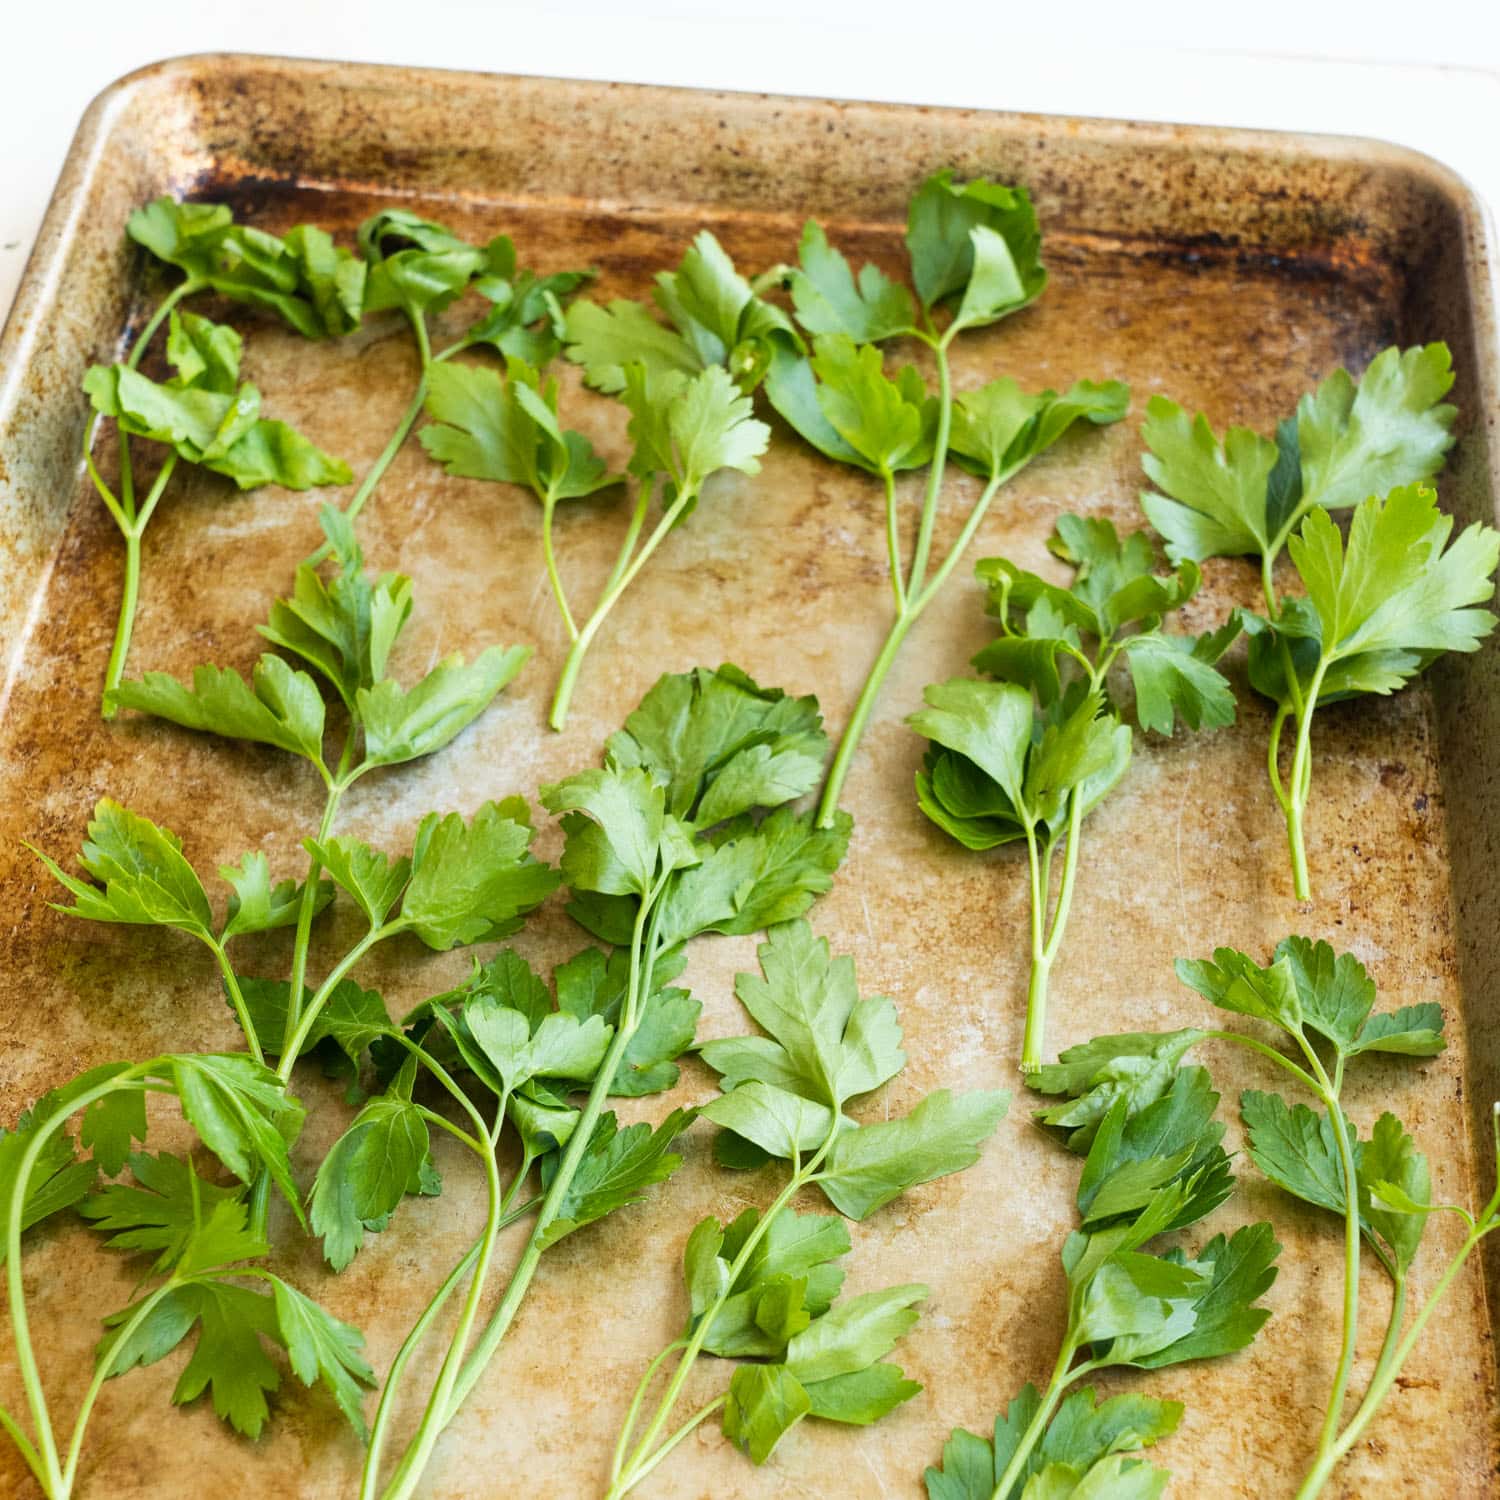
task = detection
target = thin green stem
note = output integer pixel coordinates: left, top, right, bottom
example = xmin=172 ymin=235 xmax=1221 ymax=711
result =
xmin=128 ymin=280 xmax=201 ymax=370
xmin=360 ymin=1181 xmax=540 ymax=1500
xmin=61 ymin=1278 xmax=180 ymax=1490
xmin=541 ymin=487 xmax=579 ymax=640
xmin=382 ymin=886 xmax=668 ymax=1500
xmin=6 ymin=1073 xmax=151 ymax=1496
xmin=990 ymin=1340 xmax=1087 ymax=1500
xmin=1284 ymin=658 xmax=1329 ymax=902
xmin=207 ymin=941 xmax=264 ymax=1066
xmin=907 ymin=469 xmax=1008 ymax=618
xmin=0 ymin=1403 xmax=46 ymax=1492
xmin=100 ymin=531 xmax=142 ymax=722
xmin=278 ymin=922 xmax=397 ymax=1083
xmin=306 ymin=308 xmax=432 ymax=565
xmin=814 ymin=453 xmax=1004 ymax=830
xmin=904 ymin=335 xmax=954 ymax=598
xmin=1021 ymin=821 xmax=1050 ymax=1076
xmin=1204 ymin=1031 xmax=1320 ymax=1096
xmin=281 ymin=774 xmax=349 ymax=1059
xmin=1267 ymin=703 xmax=1292 ymax=817
xmin=882 ymin=468 xmax=906 ymax=613
xmin=549 ymin=484 xmax=691 ymax=731
xmin=1300 ymin=1046 xmax=1359 ymax=1458
xmin=816 ymin=606 xmax=917 ymax=828
xmin=609 ymin=1338 xmax=687 ymax=1484
xmin=605 ymin=1396 xmax=727 ymax=1500
xmin=1294 ymin=1226 xmax=1496 ymax=1499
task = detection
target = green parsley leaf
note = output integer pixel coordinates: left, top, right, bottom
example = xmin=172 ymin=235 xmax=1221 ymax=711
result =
xmin=926 ymin=1385 xmax=1183 ymax=1500
xmin=33 ymin=799 xmax=214 ymax=938
xmin=783 ymin=1283 xmax=926 ymax=1384
xmin=819 ymin=1088 xmax=1009 ymax=1221
xmin=566 ymin=230 xmax=797 ymax=394
xmin=420 ymin=358 xmax=617 ymax=500
xmin=620 ymin=363 xmax=770 ymax=505
xmin=108 ymin=657 xmax=328 ymax=765
xmin=700 ymin=919 xmax=905 ymax=1112
xmin=905 ymin=171 xmax=1046 ymax=318
xmin=259 ymin=506 xmax=414 ymax=712
xmin=79 ymin=1152 xmax=241 ymax=1273
xmin=269 ymin=1276 xmax=377 ymax=1437
xmin=1030 ymin=1030 xmax=1207 ymax=1152
xmin=723 ymin=1362 xmax=812 ymax=1464
xmin=0 ymin=1109 xmax=96 ymax=1262
xmin=219 ymin=851 xmax=332 ymax=941
xmin=104 ymin=1278 xmax=280 ymax=1437
xmin=785 ymin=220 xmax=917 ymax=343
xmin=535 ymin=1108 xmax=693 ymax=1249
xmin=358 ymin=645 xmax=531 ymax=768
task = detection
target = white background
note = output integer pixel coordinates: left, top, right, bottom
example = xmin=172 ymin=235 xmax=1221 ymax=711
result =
xmin=2 ymin=0 xmax=1499 ymax=320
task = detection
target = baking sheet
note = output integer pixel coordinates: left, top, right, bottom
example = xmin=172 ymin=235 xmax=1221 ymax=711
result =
xmin=0 ymin=54 xmax=1497 ymax=1497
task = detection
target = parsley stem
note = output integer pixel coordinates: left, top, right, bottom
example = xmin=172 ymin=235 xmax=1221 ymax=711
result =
xmin=360 ymin=1243 xmax=481 ymax=1500
xmin=989 ymin=1338 xmax=1086 ymax=1500
xmin=380 ymin=1110 xmax=504 ymax=1500
xmin=6 ymin=1070 xmax=151 ymax=1497
xmin=278 ymin=921 xmax=397 ymax=1084
xmin=1299 ymin=1044 xmax=1360 ymax=1459
xmin=1018 ymin=791 xmax=1086 ymax=1073
xmin=882 ymin=467 xmax=906 ymax=612
xmin=606 ymin=1396 xmax=726 ymax=1500
xmin=609 ymin=1338 xmax=687 ymax=1485
xmin=815 ymin=457 xmax=1009 ymax=829
xmin=99 ymin=531 xmax=142 ymax=722
xmin=60 ymin=1277 xmax=180 ymax=1492
xmin=541 ymin=486 xmax=579 ymax=640
xmin=388 ymin=883 xmax=670 ymax=1498
xmin=1284 ymin=657 xmax=1328 ymax=902
xmin=207 ymin=940 xmax=264 ymax=1067
xmin=98 ymin=454 xmax=179 ymax=719
xmin=1294 ymin=1222 xmax=1497 ymax=1499
xmin=904 ymin=335 xmax=954 ymax=599
xmin=549 ymin=484 xmax=691 ymax=731
xmin=309 ymin=307 xmax=432 ymax=563
xmin=0 ymin=1404 xmax=45 ymax=1492
xmin=281 ymin=771 xmax=349 ymax=1060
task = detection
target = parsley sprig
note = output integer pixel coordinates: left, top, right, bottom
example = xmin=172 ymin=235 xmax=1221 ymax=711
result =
xmin=908 ymin=516 xmax=1236 ymax=1071
xmin=361 ymin=665 xmax=850 ymax=1500
xmin=927 ymin=1060 xmax=1278 ymax=1499
xmin=1138 ymin=347 xmax=1498 ymax=897
xmin=763 ymin=173 xmax=1129 ymax=825
xmin=421 ymin=358 xmax=771 ymax=727
xmin=83 ymin=303 xmax=350 ymax=715
xmin=1032 ymin=938 xmax=1465 ymax=1495
xmin=39 ymin=508 xmax=544 ymax=1220
xmin=606 ymin=921 xmax=1007 ymax=1495
xmin=0 ymin=1056 xmax=370 ymax=1497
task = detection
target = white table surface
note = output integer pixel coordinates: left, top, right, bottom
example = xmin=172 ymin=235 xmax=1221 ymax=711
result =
xmin=3 ymin=0 xmax=1499 ymax=323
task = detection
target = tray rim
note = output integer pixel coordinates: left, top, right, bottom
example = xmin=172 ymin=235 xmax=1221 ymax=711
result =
xmin=3 ymin=49 xmax=1499 ymax=391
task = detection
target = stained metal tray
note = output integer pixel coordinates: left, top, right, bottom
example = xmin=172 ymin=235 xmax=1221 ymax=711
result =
xmin=1 ymin=53 xmax=1497 ymax=1497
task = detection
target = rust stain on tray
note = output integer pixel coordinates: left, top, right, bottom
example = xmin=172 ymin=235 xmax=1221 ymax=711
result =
xmin=0 ymin=55 xmax=1498 ymax=1499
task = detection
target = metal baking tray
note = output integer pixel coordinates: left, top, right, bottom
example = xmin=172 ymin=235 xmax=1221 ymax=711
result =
xmin=1 ymin=53 xmax=1496 ymax=1498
